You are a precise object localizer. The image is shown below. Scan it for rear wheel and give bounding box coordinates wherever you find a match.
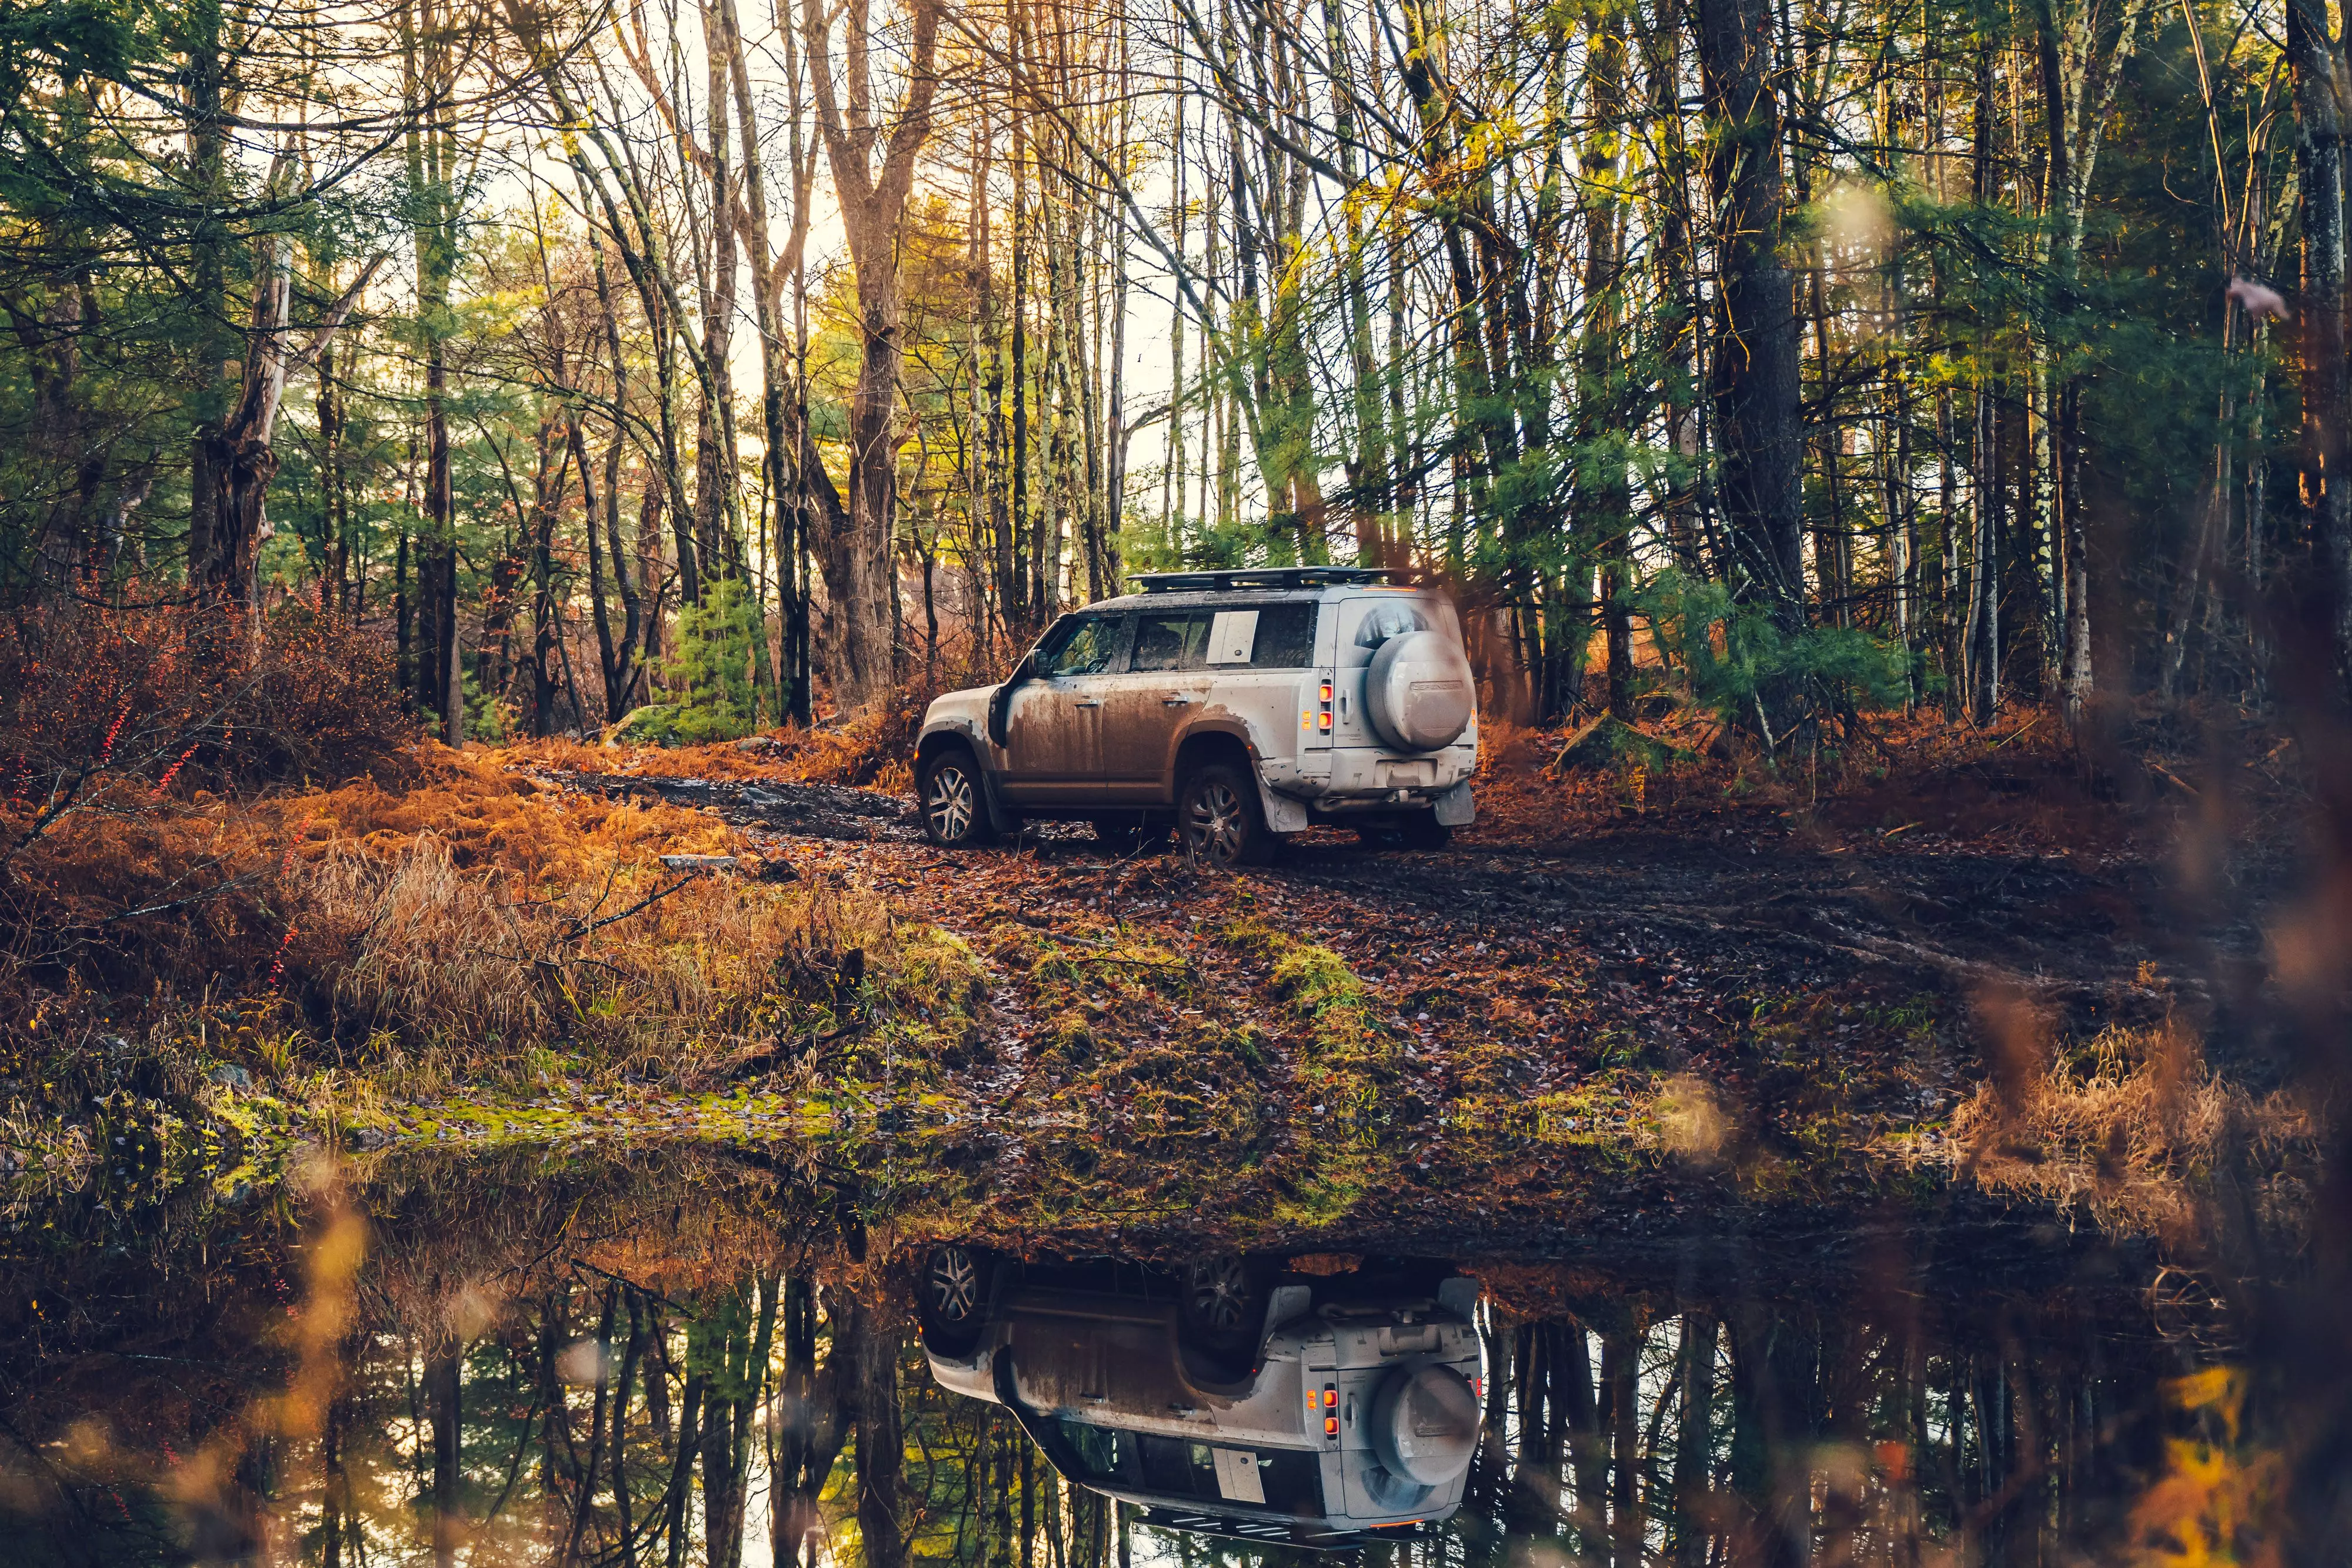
[1178,764,1275,868]
[918,747,995,848]
[1180,1253,1268,1356]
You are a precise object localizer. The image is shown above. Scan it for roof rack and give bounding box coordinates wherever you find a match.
[1132,566,1399,593]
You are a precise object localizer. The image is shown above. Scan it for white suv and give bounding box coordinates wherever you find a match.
[914,568,1478,865]
[916,1248,1487,1550]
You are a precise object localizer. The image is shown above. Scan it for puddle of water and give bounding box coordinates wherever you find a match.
[0,1148,2310,1564]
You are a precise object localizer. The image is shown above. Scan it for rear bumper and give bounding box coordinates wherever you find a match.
[1301,779,1474,824]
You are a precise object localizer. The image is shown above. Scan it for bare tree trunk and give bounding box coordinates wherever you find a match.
[2288,0,2352,698]
[802,0,944,709]
[856,1306,907,1568]
[426,1341,462,1568]
[1694,0,1804,627]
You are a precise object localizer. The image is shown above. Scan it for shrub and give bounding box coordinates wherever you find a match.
[626,579,767,745]
[0,598,410,797]
[1638,569,1922,744]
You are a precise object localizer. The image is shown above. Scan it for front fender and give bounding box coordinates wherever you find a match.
[918,720,1018,833]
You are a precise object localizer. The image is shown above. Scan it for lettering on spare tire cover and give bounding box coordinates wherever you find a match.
[1409,680,1465,730]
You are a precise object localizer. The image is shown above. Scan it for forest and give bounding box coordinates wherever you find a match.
[4,0,2348,737]
[6,0,2352,1558]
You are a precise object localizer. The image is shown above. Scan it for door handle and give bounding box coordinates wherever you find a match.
[1162,696,1192,707]
[1073,698,1102,708]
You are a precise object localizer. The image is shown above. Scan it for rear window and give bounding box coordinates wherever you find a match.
[1353,602,1431,649]
[1337,596,1454,667]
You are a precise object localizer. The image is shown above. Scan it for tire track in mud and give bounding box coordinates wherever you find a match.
[565,768,2189,1095]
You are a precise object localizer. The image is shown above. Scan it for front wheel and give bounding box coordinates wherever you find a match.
[918,747,995,848]
[1178,764,1276,868]
[917,1245,994,1356]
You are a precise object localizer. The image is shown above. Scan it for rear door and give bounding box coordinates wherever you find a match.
[1094,607,1211,803]
[1331,594,1438,748]
[1000,612,1127,805]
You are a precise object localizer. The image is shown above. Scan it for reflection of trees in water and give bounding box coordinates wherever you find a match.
[1461,1299,2170,1568]
[4,1238,2198,1565]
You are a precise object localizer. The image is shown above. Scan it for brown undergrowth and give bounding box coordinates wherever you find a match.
[1,744,982,1125]
[1467,698,2297,863]
[510,674,962,793]
[1939,1022,2318,1246]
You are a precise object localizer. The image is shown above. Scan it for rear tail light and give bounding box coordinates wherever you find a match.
[1317,680,1334,732]
[1324,1414,1340,1437]
[1323,1384,1338,1407]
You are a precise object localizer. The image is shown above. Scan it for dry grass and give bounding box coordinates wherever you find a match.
[509,681,939,794]
[1942,1024,2319,1243]
[299,835,888,1084]
[2,745,973,1107]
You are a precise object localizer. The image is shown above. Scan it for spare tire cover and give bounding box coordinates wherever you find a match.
[1369,1363,1481,1485]
[1364,630,1475,752]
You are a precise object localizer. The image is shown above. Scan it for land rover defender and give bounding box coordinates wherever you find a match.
[913,568,1478,866]
[914,1247,1487,1552]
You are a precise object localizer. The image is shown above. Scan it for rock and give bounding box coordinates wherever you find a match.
[752,858,799,883]
[209,1064,252,1091]
[742,785,785,807]
[347,1125,391,1151]
[735,735,780,753]
[659,854,740,874]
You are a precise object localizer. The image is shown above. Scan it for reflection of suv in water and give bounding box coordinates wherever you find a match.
[913,568,1478,866]
[915,1248,1486,1551]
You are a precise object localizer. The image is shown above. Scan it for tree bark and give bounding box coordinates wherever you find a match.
[1693,0,1805,626]
[2288,0,2352,698]
[801,0,944,710]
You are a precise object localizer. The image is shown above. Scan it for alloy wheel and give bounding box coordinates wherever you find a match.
[925,1247,980,1324]
[925,764,976,842]
[1184,1254,1257,1333]
[1183,780,1246,865]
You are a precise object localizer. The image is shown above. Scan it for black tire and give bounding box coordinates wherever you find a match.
[1093,814,1170,855]
[916,1245,994,1355]
[1177,763,1276,868]
[1179,1253,1268,1355]
[918,746,995,848]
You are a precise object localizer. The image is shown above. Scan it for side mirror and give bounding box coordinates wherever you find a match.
[987,654,1035,748]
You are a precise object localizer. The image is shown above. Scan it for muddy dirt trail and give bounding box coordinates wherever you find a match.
[554,768,2262,1145]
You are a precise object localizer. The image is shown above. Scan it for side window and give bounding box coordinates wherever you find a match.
[1130,611,1208,672]
[1038,614,1121,677]
[1197,603,1317,668]
[1247,603,1316,668]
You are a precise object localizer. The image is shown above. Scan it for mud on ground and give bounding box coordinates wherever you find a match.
[542,719,2293,1216]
